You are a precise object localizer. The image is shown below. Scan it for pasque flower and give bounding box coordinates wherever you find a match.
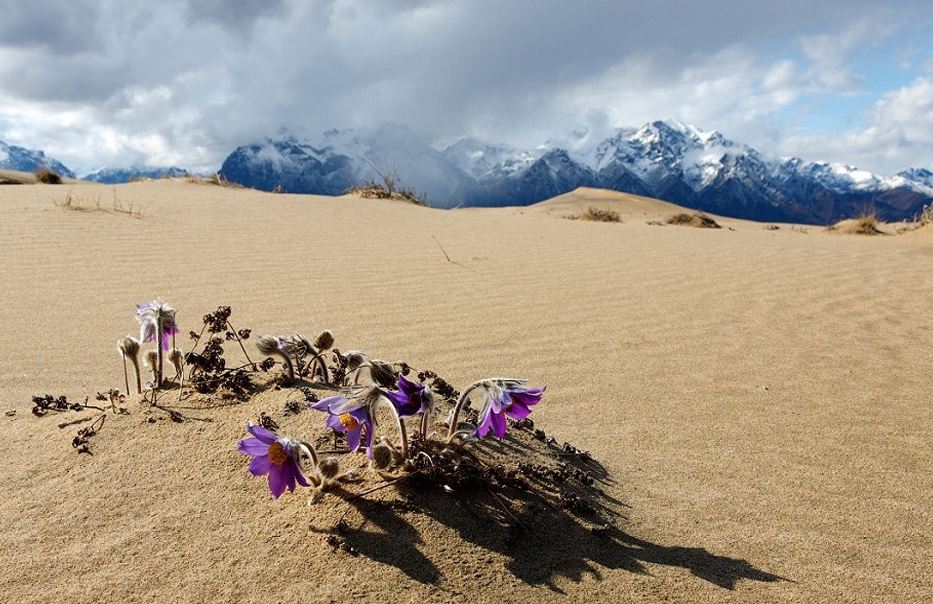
[237,423,315,498]
[386,374,435,417]
[135,298,179,351]
[476,382,544,439]
[311,394,376,458]
[386,373,436,438]
[135,298,179,389]
[448,378,545,441]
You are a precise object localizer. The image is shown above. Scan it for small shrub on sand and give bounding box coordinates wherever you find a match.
[35,167,62,184]
[826,212,885,235]
[568,206,621,223]
[188,173,243,188]
[666,212,721,229]
[347,177,428,206]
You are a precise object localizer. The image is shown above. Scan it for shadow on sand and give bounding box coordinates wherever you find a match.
[320,433,786,592]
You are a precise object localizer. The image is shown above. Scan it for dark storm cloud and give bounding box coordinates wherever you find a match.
[0,0,930,173]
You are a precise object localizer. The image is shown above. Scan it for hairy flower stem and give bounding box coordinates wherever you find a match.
[394,408,410,460]
[305,351,330,383]
[447,380,487,441]
[121,357,130,396]
[130,356,141,394]
[156,322,164,389]
[420,411,430,440]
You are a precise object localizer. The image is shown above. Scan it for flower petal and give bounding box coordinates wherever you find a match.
[489,409,507,439]
[505,401,533,420]
[476,407,494,438]
[311,396,348,413]
[237,437,270,456]
[268,463,289,498]
[509,387,544,409]
[345,426,362,452]
[248,455,272,476]
[246,423,278,444]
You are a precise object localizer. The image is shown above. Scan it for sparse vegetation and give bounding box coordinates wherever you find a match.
[665,212,721,228]
[188,173,243,188]
[825,211,885,235]
[35,167,63,184]
[52,188,142,218]
[348,161,429,206]
[567,206,621,223]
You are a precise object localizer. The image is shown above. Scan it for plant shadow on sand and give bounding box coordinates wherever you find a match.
[314,424,786,592]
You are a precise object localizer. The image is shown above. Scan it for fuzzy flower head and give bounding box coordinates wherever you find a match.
[135,298,179,351]
[237,423,312,498]
[310,389,380,458]
[475,379,545,440]
[386,373,435,418]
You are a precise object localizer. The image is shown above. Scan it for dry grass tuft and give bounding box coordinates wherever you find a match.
[188,173,243,189]
[34,167,62,184]
[826,212,885,235]
[347,178,428,206]
[665,212,721,229]
[567,206,622,223]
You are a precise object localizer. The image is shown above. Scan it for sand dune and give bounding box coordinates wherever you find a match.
[1,180,931,603]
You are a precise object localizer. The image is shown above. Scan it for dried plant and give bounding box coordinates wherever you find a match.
[568,206,621,222]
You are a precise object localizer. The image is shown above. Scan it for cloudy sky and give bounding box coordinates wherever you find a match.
[1,0,931,176]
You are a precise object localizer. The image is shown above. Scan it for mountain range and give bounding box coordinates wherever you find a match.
[219,121,933,224]
[83,165,190,184]
[3,122,932,225]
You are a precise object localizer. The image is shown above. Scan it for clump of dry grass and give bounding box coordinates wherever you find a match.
[347,178,428,206]
[567,206,621,223]
[34,167,62,184]
[188,173,243,188]
[665,212,721,229]
[826,212,885,235]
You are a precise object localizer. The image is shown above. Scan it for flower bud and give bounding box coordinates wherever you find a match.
[319,456,341,479]
[344,350,365,372]
[117,336,140,358]
[367,359,396,388]
[255,335,280,356]
[314,330,334,351]
[371,442,395,471]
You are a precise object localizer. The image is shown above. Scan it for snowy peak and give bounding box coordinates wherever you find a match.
[0,139,75,178]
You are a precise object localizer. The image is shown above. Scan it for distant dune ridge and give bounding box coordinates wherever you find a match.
[1,179,931,603]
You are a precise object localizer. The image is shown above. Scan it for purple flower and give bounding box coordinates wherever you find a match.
[311,395,375,458]
[237,423,310,498]
[135,298,179,351]
[385,374,434,417]
[475,382,545,440]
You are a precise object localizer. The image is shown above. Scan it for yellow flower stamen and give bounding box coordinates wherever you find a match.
[339,413,360,430]
[267,441,289,466]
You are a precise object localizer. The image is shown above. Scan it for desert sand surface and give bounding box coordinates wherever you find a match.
[1,180,931,603]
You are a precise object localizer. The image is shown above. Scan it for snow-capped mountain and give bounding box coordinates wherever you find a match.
[82,165,190,183]
[221,124,478,204]
[219,121,933,223]
[0,139,74,178]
